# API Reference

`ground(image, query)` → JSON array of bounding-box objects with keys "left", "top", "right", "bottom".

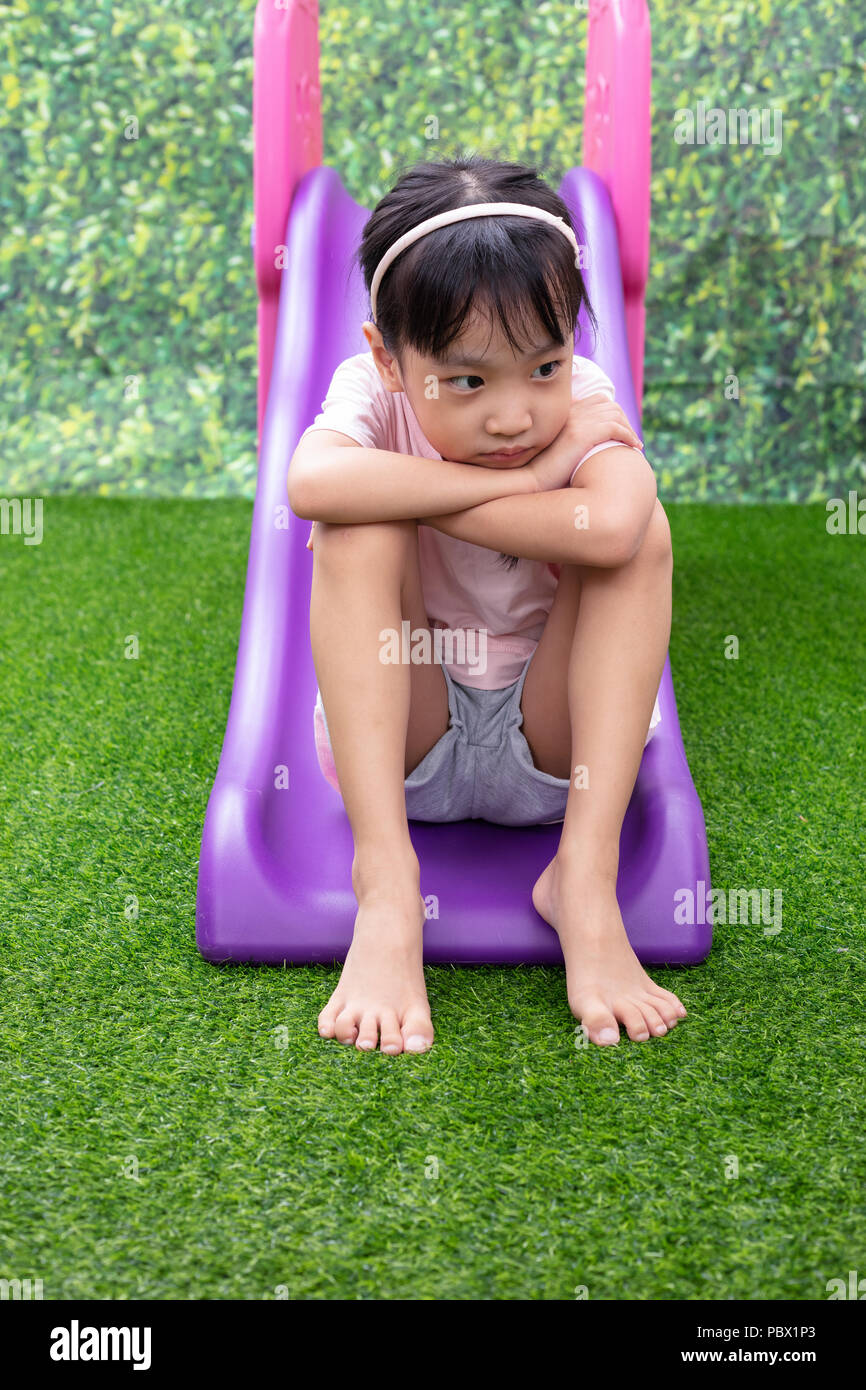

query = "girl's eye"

[
  {"left": 532, "top": 360, "right": 562, "bottom": 380},
  {"left": 447, "top": 360, "right": 562, "bottom": 390},
  {"left": 448, "top": 374, "right": 484, "bottom": 390}
]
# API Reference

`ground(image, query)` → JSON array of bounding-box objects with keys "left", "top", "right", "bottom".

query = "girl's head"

[{"left": 355, "top": 153, "right": 598, "bottom": 477}]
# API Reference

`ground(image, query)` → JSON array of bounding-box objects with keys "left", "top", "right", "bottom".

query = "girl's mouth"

[{"left": 482, "top": 447, "right": 531, "bottom": 461}]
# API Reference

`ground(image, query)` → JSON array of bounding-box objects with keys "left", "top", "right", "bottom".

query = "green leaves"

[{"left": 0, "top": 0, "right": 862, "bottom": 500}]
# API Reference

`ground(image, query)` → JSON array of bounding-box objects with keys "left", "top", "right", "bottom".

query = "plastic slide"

[{"left": 195, "top": 0, "right": 712, "bottom": 966}]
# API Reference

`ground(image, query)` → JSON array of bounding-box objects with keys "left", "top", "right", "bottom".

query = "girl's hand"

[{"left": 526, "top": 393, "right": 643, "bottom": 492}]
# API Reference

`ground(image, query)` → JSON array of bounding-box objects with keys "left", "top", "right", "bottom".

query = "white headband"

[{"left": 369, "top": 201, "right": 582, "bottom": 322}]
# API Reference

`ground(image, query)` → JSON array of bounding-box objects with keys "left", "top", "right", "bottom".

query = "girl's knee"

[{"left": 641, "top": 499, "right": 673, "bottom": 567}]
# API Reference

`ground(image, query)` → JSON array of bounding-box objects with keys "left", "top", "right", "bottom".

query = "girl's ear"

[{"left": 364, "top": 322, "right": 405, "bottom": 392}]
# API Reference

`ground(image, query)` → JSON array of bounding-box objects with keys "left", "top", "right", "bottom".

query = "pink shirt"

[{"left": 299, "top": 351, "right": 635, "bottom": 690}]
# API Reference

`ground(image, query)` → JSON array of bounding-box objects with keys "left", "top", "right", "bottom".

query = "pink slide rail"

[
  {"left": 252, "top": 0, "right": 322, "bottom": 441},
  {"left": 582, "top": 0, "right": 651, "bottom": 408},
  {"left": 252, "top": 0, "right": 651, "bottom": 443}
]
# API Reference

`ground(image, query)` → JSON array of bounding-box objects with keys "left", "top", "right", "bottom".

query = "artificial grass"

[{"left": 0, "top": 497, "right": 863, "bottom": 1300}]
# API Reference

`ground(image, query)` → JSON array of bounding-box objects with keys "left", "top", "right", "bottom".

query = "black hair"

[{"left": 355, "top": 153, "right": 599, "bottom": 572}]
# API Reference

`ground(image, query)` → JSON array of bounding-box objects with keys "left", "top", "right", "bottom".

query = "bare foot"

[
  {"left": 532, "top": 853, "right": 687, "bottom": 1046},
  {"left": 317, "top": 864, "right": 434, "bottom": 1055}
]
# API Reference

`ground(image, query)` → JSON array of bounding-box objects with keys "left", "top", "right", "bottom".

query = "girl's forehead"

[
  {"left": 423, "top": 305, "right": 570, "bottom": 370},
  {"left": 425, "top": 332, "right": 567, "bottom": 370}
]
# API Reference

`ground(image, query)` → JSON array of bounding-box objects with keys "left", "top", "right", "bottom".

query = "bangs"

[{"left": 375, "top": 215, "right": 592, "bottom": 363}]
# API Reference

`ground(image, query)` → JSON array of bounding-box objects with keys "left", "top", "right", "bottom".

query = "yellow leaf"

[
  {"left": 131, "top": 221, "right": 150, "bottom": 257},
  {"left": 3, "top": 74, "right": 21, "bottom": 110},
  {"left": 156, "top": 157, "right": 177, "bottom": 190}
]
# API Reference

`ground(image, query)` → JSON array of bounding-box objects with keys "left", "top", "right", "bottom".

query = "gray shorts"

[
  {"left": 403, "top": 655, "right": 574, "bottom": 825},
  {"left": 319, "top": 654, "right": 571, "bottom": 827}
]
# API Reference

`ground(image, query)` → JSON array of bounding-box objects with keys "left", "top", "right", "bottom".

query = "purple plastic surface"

[{"left": 195, "top": 164, "right": 712, "bottom": 967}]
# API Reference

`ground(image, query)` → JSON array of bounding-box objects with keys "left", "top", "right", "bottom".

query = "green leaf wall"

[{"left": 1, "top": 0, "right": 863, "bottom": 500}]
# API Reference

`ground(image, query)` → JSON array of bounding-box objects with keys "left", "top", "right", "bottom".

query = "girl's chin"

[
  {"left": 442, "top": 452, "right": 534, "bottom": 468},
  {"left": 477, "top": 454, "right": 533, "bottom": 468}
]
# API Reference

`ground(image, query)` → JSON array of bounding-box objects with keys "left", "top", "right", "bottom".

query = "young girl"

[{"left": 288, "top": 154, "right": 687, "bottom": 1056}]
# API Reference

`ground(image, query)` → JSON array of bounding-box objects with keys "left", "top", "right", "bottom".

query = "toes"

[
  {"left": 317, "top": 1002, "right": 341, "bottom": 1039},
  {"left": 644, "top": 991, "right": 682, "bottom": 1029},
  {"left": 379, "top": 1009, "right": 403, "bottom": 1055},
  {"left": 322, "top": 1001, "right": 429, "bottom": 1054},
  {"left": 402, "top": 1008, "right": 434, "bottom": 1053},
  {"left": 649, "top": 983, "right": 687, "bottom": 1017},
  {"left": 617, "top": 1003, "right": 651, "bottom": 1041},
  {"left": 579, "top": 1008, "right": 621, "bottom": 1046},
  {"left": 354, "top": 1010, "right": 380, "bottom": 1051},
  {"left": 333, "top": 1007, "right": 360, "bottom": 1045},
  {"left": 637, "top": 1000, "right": 669, "bottom": 1037}
]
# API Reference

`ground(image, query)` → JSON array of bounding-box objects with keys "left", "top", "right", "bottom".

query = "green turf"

[{"left": 0, "top": 498, "right": 863, "bottom": 1300}]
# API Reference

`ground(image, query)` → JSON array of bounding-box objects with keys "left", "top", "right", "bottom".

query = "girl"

[{"left": 288, "top": 154, "right": 686, "bottom": 1056}]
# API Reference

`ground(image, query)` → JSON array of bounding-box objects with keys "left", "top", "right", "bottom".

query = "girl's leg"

[
  {"left": 520, "top": 500, "right": 688, "bottom": 1045},
  {"left": 310, "top": 518, "right": 450, "bottom": 1055}
]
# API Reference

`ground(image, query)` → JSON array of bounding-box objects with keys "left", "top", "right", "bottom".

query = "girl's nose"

[{"left": 485, "top": 404, "right": 532, "bottom": 436}]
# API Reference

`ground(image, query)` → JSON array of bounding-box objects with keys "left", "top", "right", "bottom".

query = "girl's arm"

[
  {"left": 288, "top": 433, "right": 537, "bottom": 523},
  {"left": 423, "top": 446, "right": 658, "bottom": 568}
]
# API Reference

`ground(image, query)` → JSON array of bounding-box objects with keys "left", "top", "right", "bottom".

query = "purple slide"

[{"left": 195, "top": 159, "right": 712, "bottom": 967}]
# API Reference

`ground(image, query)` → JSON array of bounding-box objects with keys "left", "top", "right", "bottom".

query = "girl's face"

[{"left": 362, "top": 305, "right": 574, "bottom": 468}]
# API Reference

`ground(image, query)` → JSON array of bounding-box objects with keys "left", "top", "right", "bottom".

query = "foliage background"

[{"left": 0, "top": 0, "right": 863, "bottom": 501}]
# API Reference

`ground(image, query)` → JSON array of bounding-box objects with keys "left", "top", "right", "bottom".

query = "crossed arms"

[
  {"left": 288, "top": 432, "right": 658, "bottom": 569},
  {"left": 423, "top": 446, "right": 657, "bottom": 568}
]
